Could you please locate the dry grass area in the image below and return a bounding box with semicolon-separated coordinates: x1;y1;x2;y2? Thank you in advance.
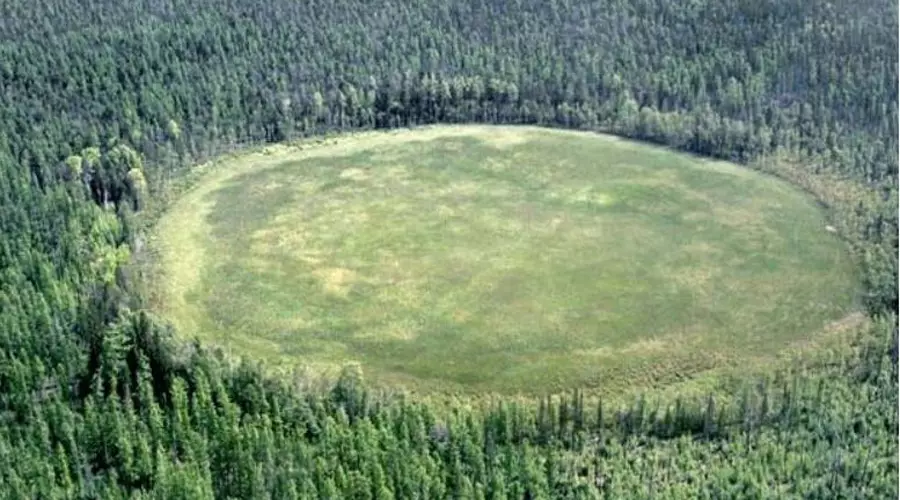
152;125;861;395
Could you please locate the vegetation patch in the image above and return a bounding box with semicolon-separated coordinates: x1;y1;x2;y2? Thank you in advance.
154;125;860;395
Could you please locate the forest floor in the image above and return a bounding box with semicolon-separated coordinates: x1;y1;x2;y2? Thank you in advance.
149;125;861;396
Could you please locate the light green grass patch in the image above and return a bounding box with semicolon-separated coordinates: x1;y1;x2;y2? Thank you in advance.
153;125;861;395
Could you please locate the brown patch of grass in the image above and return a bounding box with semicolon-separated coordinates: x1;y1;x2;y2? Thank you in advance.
572;346;616;358
670;265;718;297
339;167;369;181
619;337;670;354
313;267;358;297
451;308;472;323
780;311;868;357
479;128;532;149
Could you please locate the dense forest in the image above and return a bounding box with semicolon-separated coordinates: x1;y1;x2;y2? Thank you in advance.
0;0;897;497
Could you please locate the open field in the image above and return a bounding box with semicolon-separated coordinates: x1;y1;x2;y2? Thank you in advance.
152;125;860;395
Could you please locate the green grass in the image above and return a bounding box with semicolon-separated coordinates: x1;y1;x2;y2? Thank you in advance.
152;125;861;395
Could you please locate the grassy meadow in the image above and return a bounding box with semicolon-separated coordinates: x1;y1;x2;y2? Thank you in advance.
152;126;860;395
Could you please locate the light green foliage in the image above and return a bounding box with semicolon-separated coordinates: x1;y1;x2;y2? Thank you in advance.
127;168;147;208
82;147;102;170
155;126;860;394
64;154;83;179
108;143;143;172
166;119;182;141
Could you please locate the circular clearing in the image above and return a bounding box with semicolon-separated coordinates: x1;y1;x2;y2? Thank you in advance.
153;125;859;394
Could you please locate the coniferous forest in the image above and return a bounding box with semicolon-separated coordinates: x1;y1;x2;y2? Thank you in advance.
0;0;898;497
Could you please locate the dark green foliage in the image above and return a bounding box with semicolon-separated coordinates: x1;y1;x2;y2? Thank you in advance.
0;0;896;497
